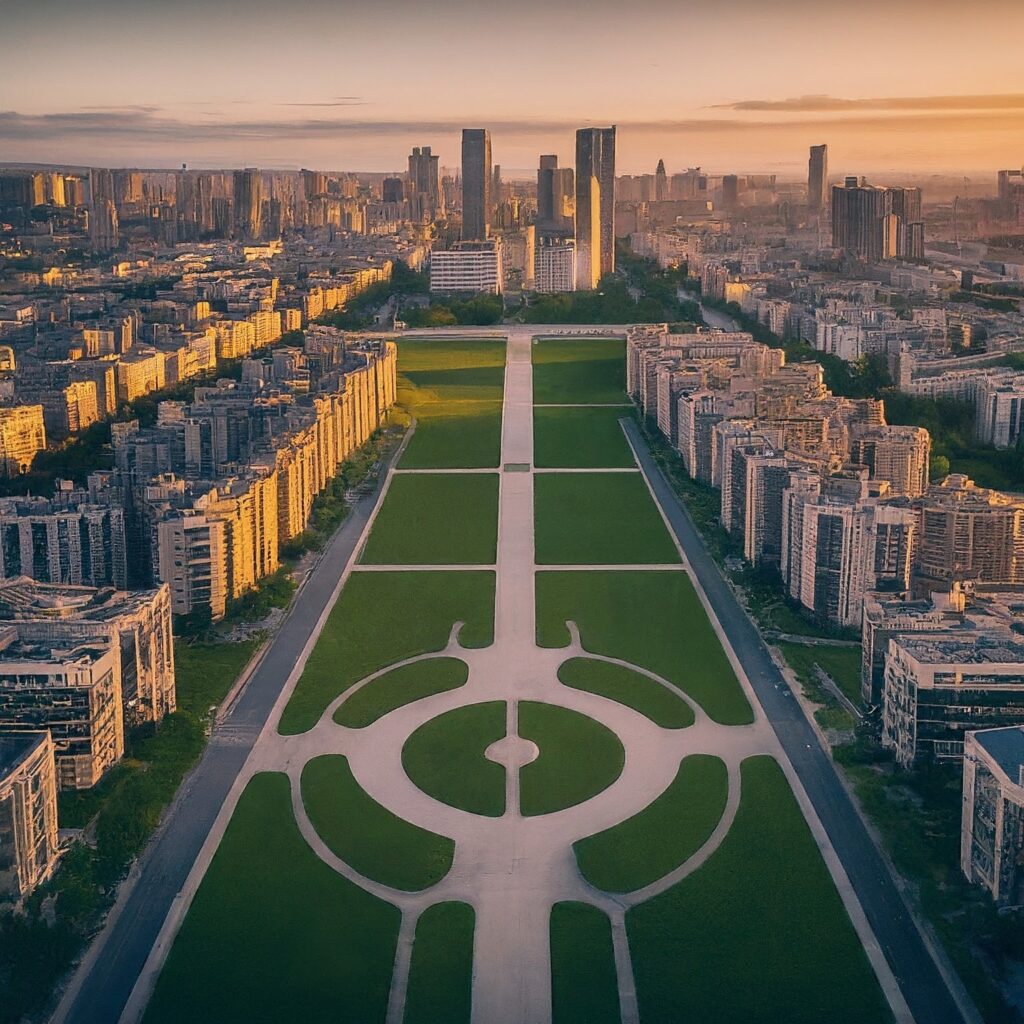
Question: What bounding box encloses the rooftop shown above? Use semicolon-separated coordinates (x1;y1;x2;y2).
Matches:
0;730;48;779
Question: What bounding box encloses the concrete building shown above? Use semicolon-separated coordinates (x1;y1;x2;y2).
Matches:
0;731;59;900
831;178;924;261
575;126;616;288
808;144;828;211
962;727;1024;907
0;627;124;789
0;405;45;476
430;241;502;294
975;373;1024;448
850;425;930;498
461;129;492;241
534;236;575;293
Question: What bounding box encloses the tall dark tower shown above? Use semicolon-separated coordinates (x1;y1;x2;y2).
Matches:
232;168;263;241
808;144;828;211
655;158;668;201
574;125;616;289
461;129;492;241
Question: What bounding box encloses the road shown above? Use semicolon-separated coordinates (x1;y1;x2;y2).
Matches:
623;418;970;1024
52;462;397;1024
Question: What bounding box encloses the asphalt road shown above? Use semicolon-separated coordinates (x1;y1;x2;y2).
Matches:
53;466;392;1024
624;418;969;1024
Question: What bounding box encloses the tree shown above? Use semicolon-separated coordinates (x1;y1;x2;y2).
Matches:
930;454;950;481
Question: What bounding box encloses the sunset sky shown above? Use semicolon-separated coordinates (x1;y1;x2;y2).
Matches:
2;0;1023;177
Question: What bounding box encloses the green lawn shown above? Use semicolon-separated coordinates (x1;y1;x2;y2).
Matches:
360;474;499;565
627;756;893;1024
335;658;469;728
532;337;628;405
172;637;261;717
402;701;507;816
537;571;752;725
397;338;505;468
574;755;727;892
143;773;400;1024
301;755;453;891
550;902;621;1024
558;657;694;729
403;902;475;1024
279;571;494;735
777;642;863;706
533;407;636;469
518;701;625;816
402;403;503;469
534;473;680;565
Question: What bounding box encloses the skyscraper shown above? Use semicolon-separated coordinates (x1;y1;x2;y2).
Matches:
537;155;574;233
461;129;492;241
232;168;263;241
655;159;668;201
831;177;924;261
407;146;441;221
808;144;828;210
575;125;616;289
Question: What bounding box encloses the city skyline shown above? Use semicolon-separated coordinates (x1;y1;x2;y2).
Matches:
3;0;1024;173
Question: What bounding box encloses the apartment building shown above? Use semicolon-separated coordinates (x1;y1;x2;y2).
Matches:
0;405;45;476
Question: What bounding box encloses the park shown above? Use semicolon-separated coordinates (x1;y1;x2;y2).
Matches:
140;330;895;1024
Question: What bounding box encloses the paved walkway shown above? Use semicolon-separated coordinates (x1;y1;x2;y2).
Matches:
119;327;924;1024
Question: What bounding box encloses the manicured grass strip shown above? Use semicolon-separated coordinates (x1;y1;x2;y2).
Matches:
533;406;636;469
143;773;400;1024
550;902;621;1024
335;658;469;728
558;657;694;729
627;756;893;1024
280;571;494;735
777;641;863;705
401;402;503;469
301;755;453;891
361;474;499;565
537;571;752;726
574;755;727;892
397;338;506;405
518;701;624;817
403;902;475;1024
402;701;506;816
532;337;627;405
534;473;681;565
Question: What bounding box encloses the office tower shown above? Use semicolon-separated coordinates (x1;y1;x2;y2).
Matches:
655;159;668;201
575;125;616;289
89;168;114;208
461;129;492;240
382;177;404;204
300;168;328;201
89;200;119;253
232;168;263;241
493;164;502;207
112;170;142;208
831;178;924;260
808;144;828;210
537;155;574;233
407;146;442;220
722;174;739;209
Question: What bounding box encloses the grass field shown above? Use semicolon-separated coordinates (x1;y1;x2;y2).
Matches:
142;773;400;1024
574;755;727;892
537;571;753;725
533;406;636;469
403;902;475;1024
534;473;681;565
777;641;863;705
360;473;499;565
301;755;454;891
549;902;621;1024
518;701;625;816
279;571;494;735
334;658;469;728
558;657;694;729
627;756;893;1024
402;701;507;816
397;338;505;469
172;638;261;717
532;337;627;405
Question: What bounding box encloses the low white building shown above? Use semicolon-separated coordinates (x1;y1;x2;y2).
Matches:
430;241;502;295
534;238;575;293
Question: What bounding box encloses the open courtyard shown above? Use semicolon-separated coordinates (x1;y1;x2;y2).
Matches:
139;330;900;1024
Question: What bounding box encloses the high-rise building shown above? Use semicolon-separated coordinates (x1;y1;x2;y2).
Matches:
382;177;404;204
232;168;263;241
575;126;616;288
721;174;739;210
537;155;574;233
407;146;441;221
534;235;575;293
89;199;119;253
831;177;924;260
461;129;492;241
808;144;828;210
655;158;668;201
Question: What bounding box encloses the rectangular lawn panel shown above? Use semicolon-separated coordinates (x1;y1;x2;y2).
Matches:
301;755;454;891
403;902;475;1024
532;337;628;405
534;473;680;565
627;756;894;1024
536;570;752;725
550;902;621;1024
279;571;494;735
573;755;727;892
401;402;502;469
142;773;400;1024
533;406;637;469
361;473;498;565
397;338;506;404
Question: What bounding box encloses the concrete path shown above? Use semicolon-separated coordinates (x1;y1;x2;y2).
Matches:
117;327;925;1024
